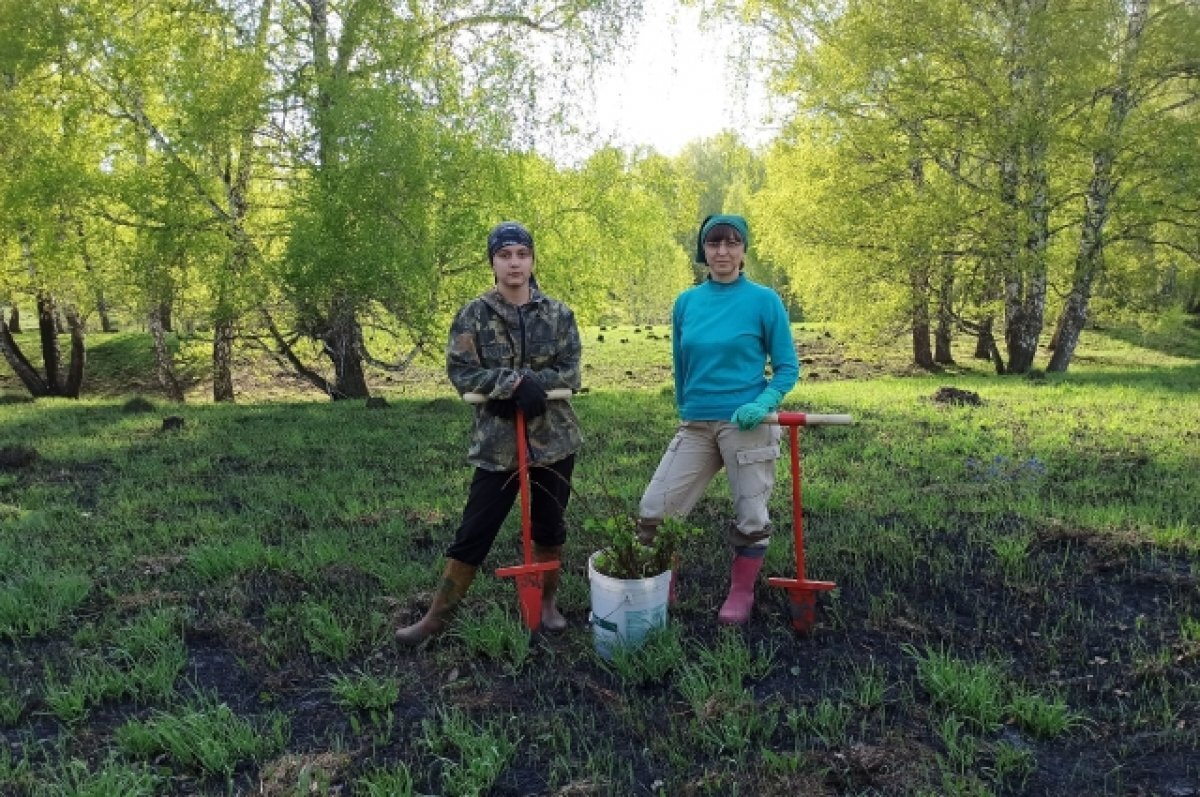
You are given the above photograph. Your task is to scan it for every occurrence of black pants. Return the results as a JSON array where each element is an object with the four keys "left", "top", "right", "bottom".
[{"left": 446, "top": 455, "right": 576, "bottom": 566}]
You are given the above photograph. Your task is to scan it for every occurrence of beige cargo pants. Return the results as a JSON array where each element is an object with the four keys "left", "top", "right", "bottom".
[{"left": 638, "top": 420, "right": 782, "bottom": 549}]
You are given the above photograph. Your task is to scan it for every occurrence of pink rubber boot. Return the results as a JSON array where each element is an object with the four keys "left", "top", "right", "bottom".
[{"left": 717, "top": 553, "right": 765, "bottom": 625}]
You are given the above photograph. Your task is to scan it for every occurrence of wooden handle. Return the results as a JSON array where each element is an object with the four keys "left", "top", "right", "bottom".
[
  {"left": 765, "top": 412, "right": 853, "bottom": 426},
  {"left": 461, "top": 388, "right": 574, "bottom": 404}
]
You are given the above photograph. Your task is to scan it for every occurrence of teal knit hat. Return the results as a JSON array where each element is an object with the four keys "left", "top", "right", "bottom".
[{"left": 696, "top": 214, "right": 750, "bottom": 264}]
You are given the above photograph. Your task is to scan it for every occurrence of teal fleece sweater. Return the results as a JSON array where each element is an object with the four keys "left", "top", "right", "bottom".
[{"left": 671, "top": 274, "right": 800, "bottom": 421}]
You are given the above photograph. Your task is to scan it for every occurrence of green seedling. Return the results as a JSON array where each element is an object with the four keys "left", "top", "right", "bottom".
[
  {"left": 420, "top": 706, "right": 519, "bottom": 797},
  {"left": 115, "top": 695, "right": 290, "bottom": 778},
  {"left": 355, "top": 764, "right": 415, "bottom": 797},
  {"left": 605, "top": 624, "right": 684, "bottom": 686},
  {"left": 454, "top": 602, "right": 532, "bottom": 672},
  {"left": 0, "top": 569, "right": 91, "bottom": 640},
  {"left": 907, "top": 645, "right": 1006, "bottom": 731}
]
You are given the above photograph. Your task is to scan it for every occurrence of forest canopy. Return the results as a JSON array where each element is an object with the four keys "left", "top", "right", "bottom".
[{"left": 2, "top": 0, "right": 1197, "bottom": 400}]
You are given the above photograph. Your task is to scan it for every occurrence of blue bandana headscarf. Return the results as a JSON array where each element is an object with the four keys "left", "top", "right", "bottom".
[
  {"left": 487, "top": 221, "right": 539, "bottom": 290},
  {"left": 696, "top": 214, "right": 750, "bottom": 264},
  {"left": 487, "top": 221, "right": 535, "bottom": 261}
]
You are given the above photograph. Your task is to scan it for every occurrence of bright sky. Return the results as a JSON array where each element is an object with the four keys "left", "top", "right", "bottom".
[{"left": 587, "top": 3, "right": 775, "bottom": 156}]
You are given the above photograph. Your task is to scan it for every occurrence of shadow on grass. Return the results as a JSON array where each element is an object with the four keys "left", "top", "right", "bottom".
[
  {"left": 1038, "top": 362, "right": 1200, "bottom": 392},
  {"left": 1090, "top": 320, "right": 1200, "bottom": 360}
]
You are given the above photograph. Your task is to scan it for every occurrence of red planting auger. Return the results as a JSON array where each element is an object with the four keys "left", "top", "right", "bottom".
[
  {"left": 764, "top": 410, "right": 853, "bottom": 633},
  {"left": 463, "top": 388, "right": 574, "bottom": 631}
]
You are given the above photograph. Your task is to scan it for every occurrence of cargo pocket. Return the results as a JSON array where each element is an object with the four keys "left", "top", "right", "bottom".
[{"left": 734, "top": 442, "right": 781, "bottom": 502}]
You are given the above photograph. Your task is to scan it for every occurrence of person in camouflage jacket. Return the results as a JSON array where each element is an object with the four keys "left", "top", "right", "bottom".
[{"left": 396, "top": 221, "right": 582, "bottom": 645}]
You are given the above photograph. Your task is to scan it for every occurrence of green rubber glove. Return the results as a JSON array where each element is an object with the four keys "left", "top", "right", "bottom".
[{"left": 731, "top": 387, "right": 784, "bottom": 431}]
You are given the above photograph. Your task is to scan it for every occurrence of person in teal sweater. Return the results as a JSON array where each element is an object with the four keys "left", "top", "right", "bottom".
[{"left": 638, "top": 214, "right": 799, "bottom": 624}]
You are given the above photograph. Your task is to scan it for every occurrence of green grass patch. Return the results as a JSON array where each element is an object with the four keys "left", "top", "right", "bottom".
[{"left": 0, "top": 322, "right": 1196, "bottom": 794}]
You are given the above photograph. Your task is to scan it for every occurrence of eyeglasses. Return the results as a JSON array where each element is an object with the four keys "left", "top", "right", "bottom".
[{"left": 703, "top": 239, "right": 744, "bottom": 251}]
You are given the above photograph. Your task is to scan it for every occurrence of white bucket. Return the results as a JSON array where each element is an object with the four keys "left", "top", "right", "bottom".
[{"left": 587, "top": 551, "right": 671, "bottom": 660}]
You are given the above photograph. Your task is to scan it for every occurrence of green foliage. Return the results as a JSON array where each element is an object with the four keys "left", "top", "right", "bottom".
[
  {"left": 453, "top": 603, "right": 532, "bottom": 673},
  {"left": 354, "top": 764, "right": 415, "bottom": 797},
  {"left": 38, "top": 757, "right": 161, "bottom": 797},
  {"left": 40, "top": 612, "right": 187, "bottom": 724},
  {"left": 587, "top": 516, "right": 700, "bottom": 580},
  {"left": 1007, "top": 689, "right": 1084, "bottom": 739},
  {"left": 988, "top": 741, "right": 1037, "bottom": 791},
  {"left": 300, "top": 600, "right": 358, "bottom": 662},
  {"left": 329, "top": 670, "right": 401, "bottom": 714},
  {"left": 909, "top": 645, "right": 1083, "bottom": 740},
  {"left": 604, "top": 624, "right": 685, "bottom": 686},
  {"left": 677, "top": 632, "right": 780, "bottom": 759},
  {"left": 420, "top": 707, "right": 519, "bottom": 797},
  {"left": 187, "top": 536, "right": 276, "bottom": 583},
  {"left": 0, "top": 676, "right": 27, "bottom": 727},
  {"left": 0, "top": 568, "right": 90, "bottom": 640},
  {"left": 0, "top": 326, "right": 1196, "bottom": 794},
  {"left": 786, "top": 697, "right": 853, "bottom": 748},
  {"left": 907, "top": 645, "right": 1007, "bottom": 731},
  {"left": 0, "top": 746, "right": 33, "bottom": 794},
  {"left": 743, "top": 0, "right": 1200, "bottom": 366},
  {"left": 935, "top": 713, "right": 980, "bottom": 778},
  {"left": 115, "top": 696, "right": 289, "bottom": 778},
  {"left": 43, "top": 657, "right": 127, "bottom": 725}
]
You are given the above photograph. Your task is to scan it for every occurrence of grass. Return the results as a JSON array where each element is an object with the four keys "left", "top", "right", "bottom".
[{"left": 0, "top": 321, "right": 1198, "bottom": 794}]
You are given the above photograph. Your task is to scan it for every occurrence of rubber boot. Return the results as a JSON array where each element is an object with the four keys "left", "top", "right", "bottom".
[
  {"left": 533, "top": 544, "right": 567, "bottom": 632},
  {"left": 717, "top": 551, "right": 765, "bottom": 625},
  {"left": 395, "top": 559, "right": 477, "bottom": 645},
  {"left": 635, "top": 518, "right": 659, "bottom": 546},
  {"left": 636, "top": 518, "right": 678, "bottom": 604}
]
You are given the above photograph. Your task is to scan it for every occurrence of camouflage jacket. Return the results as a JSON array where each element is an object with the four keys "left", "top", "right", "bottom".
[{"left": 447, "top": 286, "right": 583, "bottom": 471}]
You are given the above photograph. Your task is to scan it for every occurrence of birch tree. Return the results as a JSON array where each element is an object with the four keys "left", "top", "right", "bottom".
[
  {"left": 270, "top": 0, "right": 643, "bottom": 399},
  {"left": 736, "top": 0, "right": 1170, "bottom": 373},
  {"left": 1048, "top": 0, "right": 1200, "bottom": 371},
  {"left": 0, "top": 0, "right": 101, "bottom": 398}
]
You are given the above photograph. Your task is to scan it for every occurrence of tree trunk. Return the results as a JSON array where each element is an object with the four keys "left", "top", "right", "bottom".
[
  {"left": 1000, "top": 0, "right": 1050, "bottom": 375},
  {"left": 212, "top": 316, "right": 235, "bottom": 402},
  {"left": 999, "top": 140, "right": 1024, "bottom": 372},
  {"left": 912, "top": 315, "right": 934, "bottom": 370},
  {"left": 207, "top": 0, "right": 273, "bottom": 403},
  {"left": 934, "top": 260, "right": 956, "bottom": 365},
  {"left": 149, "top": 305, "right": 185, "bottom": 402},
  {"left": 910, "top": 245, "right": 933, "bottom": 368},
  {"left": 61, "top": 305, "right": 86, "bottom": 398},
  {"left": 983, "top": 331, "right": 1005, "bottom": 376},
  {"left": 305, "top": 0, "right": 368, "bottom": 400},
  {"left": 37, "top": 292, "right": 62, "bottom": 395},
  {"left": 7, "top": 306, "right": 19, "bottom": 334},
  {"left": 973, "top": 317, "right": 994, "bottom": 360},
  {"left": 907, "top": 125, "right": 934, "bottom": 370},
  {"left": 74, "top": 217, "right": 114, "bottom": 333},
  {"left": 260, "top": 306, "right": 335, "bottom": 395},
  {"left": 96, "top": 293, "right": 114, "bottom": 333},
  {"left": 1006, "top": 140, "right": 1049, "bottom": 374},
  {"left": 322, "top": 298, "right": 369, "bottom": 400},
  {"left": 969, "top": 317, "right": 1006, "bottom": 375},
  {"left": 1048, "top": 0, "right": 1147, "bottom": 373},
  {"left": 0, "top": 315, "right": 49, "bottom": 396},
  {"left": 158, "top": 300, "right": 173, "bottom": 333}
]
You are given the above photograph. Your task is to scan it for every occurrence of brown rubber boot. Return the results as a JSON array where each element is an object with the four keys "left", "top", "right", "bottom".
[
  {"left": 395, "top": 559, "right": 477, "bottom": 646},
  {"left": 533, "top": 544, "right": 567, "bottom": 632}
]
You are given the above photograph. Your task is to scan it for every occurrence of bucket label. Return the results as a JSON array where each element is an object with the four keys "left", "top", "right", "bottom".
[
  {"left": 592, "top": 615, "right": 619, "bottom": 633},
  {"left": 624, "top": 606, "right": 667, "bottom": 641}
]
